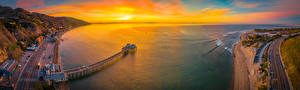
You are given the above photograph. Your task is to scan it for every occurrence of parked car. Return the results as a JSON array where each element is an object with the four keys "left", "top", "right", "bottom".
[{"left": 18, "top": 64, "right": 22, "bottom": 68}]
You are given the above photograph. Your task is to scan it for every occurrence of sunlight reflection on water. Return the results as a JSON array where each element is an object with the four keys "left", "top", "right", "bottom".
[{"left": 60, "top": 24, "right": 292, "bottom": 90}]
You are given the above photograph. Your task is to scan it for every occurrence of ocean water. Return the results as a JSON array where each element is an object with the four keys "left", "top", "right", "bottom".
[{"left": 60, "top": 24, "right": 292, "bottom": 90}]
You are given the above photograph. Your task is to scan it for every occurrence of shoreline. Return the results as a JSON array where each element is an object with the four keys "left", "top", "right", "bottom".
[
  {"left": 233, "top": 41, "right": 251, "bottom": 90},
  {"left": 232, "top": 32, "right": 252, "bottom": 90},
  {"left": 54, "top": 32, "right": 69, "bottom": 89},
  {"left": 230, "top": 36, "right": 239, "bottom": 90},
  {"left": 53, "top": 27, "right": 86, "bottom": 90},
  {"left": 229, "top": 44, "right": 236, "bottom": 90}
]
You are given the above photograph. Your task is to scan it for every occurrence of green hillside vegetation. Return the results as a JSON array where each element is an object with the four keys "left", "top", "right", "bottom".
[
  {"left": 280, "top": 35, "right": 300, "bottom": 90},
  {"left": 0, "top": 6, "right": 89, "bottom": 62},
  {"left": 242, "top": 34, "right": 280, "bottom": 47}
]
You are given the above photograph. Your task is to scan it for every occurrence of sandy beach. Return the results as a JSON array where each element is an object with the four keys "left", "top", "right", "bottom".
[
  {"left": 233, "top": 32, "right": 258, "bottom": 90},
  {"left": 233, "top": 42, "right": 250, "bottom": 90}
]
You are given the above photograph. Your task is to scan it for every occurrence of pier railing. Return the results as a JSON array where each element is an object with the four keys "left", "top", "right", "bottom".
[{"left": 63, "top": 46, "right": 130, "bottom": 80}]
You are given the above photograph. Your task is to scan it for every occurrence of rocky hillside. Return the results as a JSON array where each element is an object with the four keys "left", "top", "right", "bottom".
[{"left": 0, "top": 6, "right": 89, "bottom": 62}]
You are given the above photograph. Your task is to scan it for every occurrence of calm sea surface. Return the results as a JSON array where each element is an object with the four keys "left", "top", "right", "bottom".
[{"left": 60, "top": 24, "right": 292, "bottom": 90}]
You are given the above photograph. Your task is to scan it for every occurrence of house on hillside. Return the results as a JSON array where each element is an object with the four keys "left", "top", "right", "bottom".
[{"left": 255, "top": 32, "right": 277, "bottom": 37}]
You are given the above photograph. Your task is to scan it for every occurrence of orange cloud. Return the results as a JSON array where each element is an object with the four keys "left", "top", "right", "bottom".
[
  {"left": 13, "top": 0, "right": 299, "bottom": 24},
  {"left": 29, "top": 0, "right": 298, "bottom": 24},
  {"left": 31, "top": 0, "right": 237, "bottom": 23}
]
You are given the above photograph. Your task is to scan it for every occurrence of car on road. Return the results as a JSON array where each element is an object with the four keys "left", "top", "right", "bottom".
[
  {"left": 26, "top": 55, "right": 30, "bottom": 60},
  {"left": 18, "top": 64, "right": 22, "bottom": 68},
  {"left": 37, "top": 62, "right": 41, "bottom": 69},
  {"left": 39, "top": 68, "right": 46, "bottom": 75}
]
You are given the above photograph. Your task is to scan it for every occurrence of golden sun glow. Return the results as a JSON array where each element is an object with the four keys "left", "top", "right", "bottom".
[
  {"left": 118, "top": 15, "right": 132, "bottom": 20},
  {"left": 28, "top": 0, "right": 300, "bottom": 24}
]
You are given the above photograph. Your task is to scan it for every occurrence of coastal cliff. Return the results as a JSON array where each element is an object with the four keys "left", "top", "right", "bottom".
[
  {"left": 233, "top": 31, "right": 257, "bottom": 90},
  {"left": 0, "top": 6, "right": 89, "bottom": 62},
  {"left": 234, "top": 28, "right": 300, "bottom": 90}
]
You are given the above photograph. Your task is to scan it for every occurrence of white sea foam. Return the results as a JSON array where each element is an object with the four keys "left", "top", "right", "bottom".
[{"left": 224, "top": 47, "right": 232, "bottom": 54}]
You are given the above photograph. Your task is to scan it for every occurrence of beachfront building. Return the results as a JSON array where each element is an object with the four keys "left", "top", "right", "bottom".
[
  {"left": 50, "top": 64, "right": 61, "bottom": 73},
  {"left": 44, "top": 72, "right": 67, "bottom": 83},
  {"left": 0, "top": 60, "right": 17, "bottom": 77},
  {"left": 35, "top": 36, "right": 44, "bottom": 44},
  {"left": 255, "top": 32, "right": 277, "bottom": 37},
  {"left": 26, "top": 44, "right": 37, "bottom": 51}
]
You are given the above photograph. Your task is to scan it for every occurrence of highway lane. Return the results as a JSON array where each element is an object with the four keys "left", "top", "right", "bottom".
[
  {"left": 268, "top": 37, "right": 291, "bottom": 90},
  {"left": 15, "top": 40, "right": 49, "bottom": 90},
  {"left": 12, "top": 34, "right": 62, "bottom": 90},
  {"left": 9, "top": 51, "right": 32, "bottom": 87}
]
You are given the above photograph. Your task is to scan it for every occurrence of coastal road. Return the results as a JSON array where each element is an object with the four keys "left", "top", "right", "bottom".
[
  {"left": 11, "top": 51, "right": 33, "bottom": 85},
  {"left": 15, "top": 39, "right": 52, "bottom": 90},
  {"left": 0, "top": 51, "right": 32, "bottom": 87},
  {"left": 268, "top": 37, "right": 291, "bottom": 90},
  {"left": 254, "top": 43, "right": 270, "bottom": 63}
]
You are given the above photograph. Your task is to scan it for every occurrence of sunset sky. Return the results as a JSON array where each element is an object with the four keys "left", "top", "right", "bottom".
[{"left": 1, "top": 0, "right": 300, "bottom": 24}]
